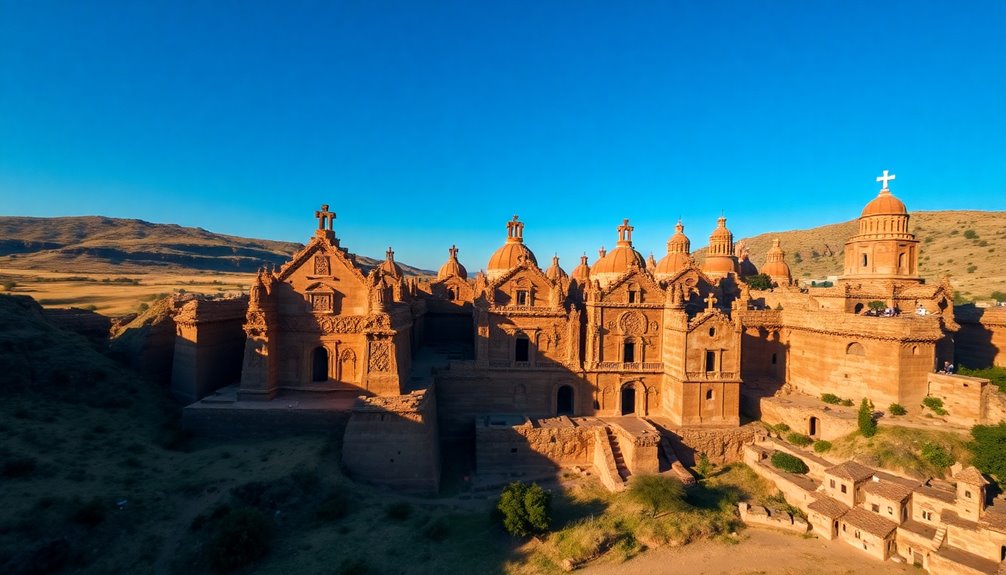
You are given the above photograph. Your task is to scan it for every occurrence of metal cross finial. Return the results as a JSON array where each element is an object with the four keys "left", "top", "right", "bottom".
[
  {"left": 449, "top": 245, "right": 458, "bottom": 258},
  {"left": 704, "top": 293, "right": 718, "bottom": 310},
  {"left": 876, "top": 169, "right": 896, "bottom": 191},
  {"left": 386, "top": 247, "right": 394, "bottom": 261}
]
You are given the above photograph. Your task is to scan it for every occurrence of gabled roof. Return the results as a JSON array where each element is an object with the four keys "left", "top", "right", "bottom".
[
  {"left": 860, "top": 479, "right": 914, "bottom": 502},
  {"left": 598, "top": 266, "right": 665, "bottom": 301},
  {"left": 807, "top": 495, "right": 850, "bottom": 519},
  {"left": 275, "top": 236, "right": 368, "bottom": 286},
  {"left": 825, "top": 461, "right": 876, "bottom": 483},
  {"left": 841, "top": 507, "right": 898, "bottom": 538},
  {"left": 487, "top": 260, "right": 550, "bottom": 291},
  {"left": 954, "top": 466, "right": 989, "bottom": 487}
]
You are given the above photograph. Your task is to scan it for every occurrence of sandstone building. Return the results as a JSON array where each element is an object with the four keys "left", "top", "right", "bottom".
[{"left": 175, "top": 173, "right": 1005, "bottom": 499}]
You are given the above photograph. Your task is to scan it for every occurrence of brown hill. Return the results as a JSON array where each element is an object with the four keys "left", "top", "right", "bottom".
[
  {"left": 695, "top": 210, "right": 1006, "bottom": 301},
  {"left": 0, "top": 216, "right": 433, "bottom": 275}
]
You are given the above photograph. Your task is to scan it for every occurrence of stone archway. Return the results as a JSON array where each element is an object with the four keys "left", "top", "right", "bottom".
[
  {"left": 809, "top": 416, "right": 819, "bottom": 437},
  {"left": 312, "top": 347, "right": 329, "bottom": 382},
  {"left": 556, "top": 385, "right": 574, "bottom": 416}
]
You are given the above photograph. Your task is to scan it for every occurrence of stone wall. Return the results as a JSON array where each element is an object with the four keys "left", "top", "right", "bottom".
[
  {"left": 171, "top": 297, "right": 248, "bottom": 403},
  {"left": 926, "top": 373, "right": 988, "bottom": 427},
  {"left": 759, "top": 396, "right": 858, "bottom": 441},
  {"left": 738, "top": 502, "right": 809, "bottom": 534},
  {"left": 671, "top": 422, "right": 764, "bottom": 466},
  {"left": 342, "top": 387, "right": 441, "bottom": 495},
  {"left": 955, "top": 305, "right": 1006, "bottom": 369},
  {"left": 475, "top": 416, "right": 593, "bottom": 471}
]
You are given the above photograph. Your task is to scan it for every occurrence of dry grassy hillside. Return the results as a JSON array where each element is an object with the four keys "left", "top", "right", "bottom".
[
  {"left": 695, "top": 210, "right": 1006, "bottom": 301},
  {"left": 0, "top": 216, "right": 433, "bottom": 276}
]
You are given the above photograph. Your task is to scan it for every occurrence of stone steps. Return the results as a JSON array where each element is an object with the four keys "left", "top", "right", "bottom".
[{"left": 605, "top": 427, "right": 632, "bottom": 483}]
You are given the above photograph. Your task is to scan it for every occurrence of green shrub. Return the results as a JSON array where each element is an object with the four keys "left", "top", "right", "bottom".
[
  {"left": 867, "top": 300, "right": 886, "bottom": 311},
  {"left": 889, "top": 403, "right": 907, "bottom": 416},
  {"left": 813, "top": 440, "right": 833, "bottom": 453},
  {"left": 628, "top": 475, "right": 686, "bottom": 517},
  {"left": 786, "top": 433, "right": 813, "bottom": 447},
  {"left": 745, "top": 274, "right": 774, "bottom": 290},
  {"left": 497, "top": 481, "right": 552, "bottom": 537},
  {"left": 821, "top": 393, "right": 842, "bottom": 405},
  {"left": 958, "top": 366, "right": 1006, "bottom": 394},
  {"left": 858, "top": 398, "right": 877, "bottom": 438},
  {"left": 921, "top": 443, "right": 954, "bottom": 469},
  {"left": 840, "top": 399, "right": 854, "bottom": 407},
  {"left": 770, "top": 452, "right": 809, "bottom": 474},
  {"left": 992, "top": 291, "right": 1006, "bottom": 303},
  {"left": 385, "top": 502, "right": 412, "bottom": 521},
  {"left": 695, "top": 452, "right": 713, "bottom": 477},
  {"left": 774, "top": 423, "right": 791, "bottom": 432},
  {"left": 969, "top": 423, "right": 1006, "bottom": 484},
  {"left": 206, "top": 507, "right": 272, "bottom": 572},
  {"left": 964, "top": 229, "right": 978, "bottom": 240},
  {"left": 923, "top": 396, "right": 948, "bottom": 416}
]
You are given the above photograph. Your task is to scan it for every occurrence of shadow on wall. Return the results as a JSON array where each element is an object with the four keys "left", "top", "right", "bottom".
[{"left": 955, "top": 305, "right": 1003, "bottom": 369}]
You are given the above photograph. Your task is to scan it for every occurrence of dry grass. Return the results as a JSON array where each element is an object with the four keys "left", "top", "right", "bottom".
[{"left": 828, "top": 426, "right": 971, "bottom": 479}]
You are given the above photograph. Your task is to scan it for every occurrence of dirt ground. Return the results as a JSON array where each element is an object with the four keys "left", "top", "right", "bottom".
[
  {"left": 0, "top": 267, "right": 253, "bottom": 315},
  {"left": 579, "top": 527, "right": 916, "bottom": 575}
]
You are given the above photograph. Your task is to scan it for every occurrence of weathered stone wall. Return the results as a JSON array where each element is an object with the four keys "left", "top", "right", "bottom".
[
  {"left": 182, "top": 403, "right": 350, "bottom": 437},
  {"left": 759, "top": 396, "right": 858, "bottom": 441},
  {"left": 926, "top": 373, "right": 988, "bottom": 427},
  {"left": 171, "top": 297, "right": 248, "bottom": 403},
  {"left": 738, "top": 502, "right": 809, "bottom": 534},
  {"left": 671, "top": 423, "right": 764, "bottom": 466},
  {"left": 943, "top": 522, "right": 1006, "bottom": 568},
  {"left": 955, "top": 305, "right": 1006, "bottom": 369},
  {"left": 475, "top": 417, "right": 593, "bottom": 471},
  {"left": 342, "top": 388, "right": 441, "bottom": 495}
]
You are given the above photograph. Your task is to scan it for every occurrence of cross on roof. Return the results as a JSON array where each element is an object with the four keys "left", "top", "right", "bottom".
[
  {"left": 617, "top": 218, "right": 634, "bottom": 243},
  {"left": 315, "top": 204, "right": 335, "bottom": 231},
  {"left": 876, "top": 169, "right": 896, "bottom": 191},
  {"left": 386, "top": 247, "right": 394, "bottom": 261},
  {"left": 704, "top": 293, "right": 718, "bottom": 310},
  {"left": 449, "top": 245, "right": 459, "bottom": 259}
]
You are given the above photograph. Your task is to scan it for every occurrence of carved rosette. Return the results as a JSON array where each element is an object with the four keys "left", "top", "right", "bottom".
[{"left": 619, "top": 311, "right": 646, "bottom": 335}]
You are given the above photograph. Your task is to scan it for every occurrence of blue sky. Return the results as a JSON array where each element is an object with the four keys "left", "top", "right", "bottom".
[{"left": 1, "top": 1, "right": 1004, "bottom": 271}]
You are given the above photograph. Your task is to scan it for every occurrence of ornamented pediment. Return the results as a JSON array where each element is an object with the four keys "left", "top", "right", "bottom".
[
  {"left": 598, "top": 267, "right": 665, "bottom": 303},
  {"left": 275, "top": 237, "right": 369, "bottom": 287}
]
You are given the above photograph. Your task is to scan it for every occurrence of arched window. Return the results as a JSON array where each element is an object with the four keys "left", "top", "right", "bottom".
[
  {"left": 705, "top": 389, "right": 714, "bottom": 401},
  {"left": 854, "top": 303, "right": 865, "bottom": 314},
  {"left": 846, "top": 342, "right": 865, "bottom": 356},
  {"left": 898, "top": 253, "right": 906, "bottom": 269},
  {"left": 312, "top": 347, "right": 329, "bottom": 382},
  {"left": 709, "top": 327, "right": 716, "bottom": 337}
]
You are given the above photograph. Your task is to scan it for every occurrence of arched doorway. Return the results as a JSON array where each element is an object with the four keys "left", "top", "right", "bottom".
[
  {"left": 556, "top": 385, "right": 574, "bottom": 416},
  {"left": 312, "top": 347, "right": 329, "bottom": 382},
  {"left": 621, "top": 385, "right": 636, "bottom": 416},
  {"left": 809, "top": 416, "right": 819, "bottom": 437}
]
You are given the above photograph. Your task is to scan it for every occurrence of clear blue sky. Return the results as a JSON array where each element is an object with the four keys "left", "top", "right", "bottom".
[{"left": 1, "top": 1, "right": 1004, "bottom": 271}]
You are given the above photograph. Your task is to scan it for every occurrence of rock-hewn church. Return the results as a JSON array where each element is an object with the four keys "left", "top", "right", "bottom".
[{"left": 175, "top": 173, "right": 1005, "bottom": 495}]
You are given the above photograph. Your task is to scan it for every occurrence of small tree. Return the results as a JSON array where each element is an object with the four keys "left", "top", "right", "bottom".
[
  {"left": 858, "top": 398, "right": 877, "bottom": 438},
  {"left": 497, "top": 481, "right": 551, "bottom": 537},
  {"left": 969, "top": 423, "right": 1006, "bottom": 484},
  {"left": 867, "top": 300, "right": 886, "bottom": 312},
  {"left": 745, "top": 273, "right": 774, "bottom": 290},
  {"left": 628, "top": 475, "right": 686, "bottom": 517},
  {"left": 921, "top": 443, "right": 954, "bottom": 469},
  {"left": 695, "top": 452, "right": 713, "bottom": 478}
]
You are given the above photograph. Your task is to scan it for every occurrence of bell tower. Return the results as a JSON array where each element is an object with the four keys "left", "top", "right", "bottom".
[{"left": 842, "top": 170, "right": 921, "bottom": 282}]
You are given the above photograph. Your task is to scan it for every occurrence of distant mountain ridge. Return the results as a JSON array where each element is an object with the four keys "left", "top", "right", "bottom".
[
  {"left": 693, "top": 210, "right": 1006, "bottom": 300},
  {"left": 0, "top": 216, "right": 434, "bottom": 276}
]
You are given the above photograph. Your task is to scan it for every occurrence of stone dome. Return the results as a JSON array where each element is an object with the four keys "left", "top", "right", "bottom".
[
  {"left": 592, "top": 220, "right": 645, "bottom": 285},
  {"left": 487, "top": 215, "right": 537, "bottom": 281},
  {"left": 545, "top": 255, "right": 567, "bottom": 281},
  {"left": 437, "top": 245, "right": 467, "bottom": 280},
  {"left": 702, "top": 216, "right": 738, "bottom": 278},
  {"left": 760, "top": 238, "right": 791, "bottom": 286},
  {"left": 861, "top": 189, "right": 907, "bottom": 217},
  {"left": 379, "top": 247, "right": 403, "bottom": 278},
  {"left": 571, "top": 254, "right": 591, "bottom": 282},
  {"left": 655, "top": 220, "right": 692, "bottom": 278}
]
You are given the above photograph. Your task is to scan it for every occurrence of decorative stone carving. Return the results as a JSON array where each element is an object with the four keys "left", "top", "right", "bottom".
[
  {"left": 310, "top": 293, "right": 333, "bottom": 312},
  {"left": 368, "top": 340, "right": 391, "bottom": 372},
  {"left": 314, "top": 255, "right": 331, "bottom": 275},
  {"left": 619, "top": 311, "right": 646, "bottom": 335}
]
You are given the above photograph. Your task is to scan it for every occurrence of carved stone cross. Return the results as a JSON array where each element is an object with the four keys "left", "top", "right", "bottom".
[
  {"left": 315, "top": 204, "right": 335, "bottom": 231},
  {"left": 704, "top": 293, "right": 718, "bottom": 310},
  {"left": 876, "top": 170, "right": 896, "bottom": 190}
]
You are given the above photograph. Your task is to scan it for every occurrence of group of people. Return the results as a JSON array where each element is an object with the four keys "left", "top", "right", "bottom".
[
  {"left": 938, "top": 360, "right": 955, "bottom": 375},
  {"left": 864, "top": 306, "right": 901, "bottom": 317}
]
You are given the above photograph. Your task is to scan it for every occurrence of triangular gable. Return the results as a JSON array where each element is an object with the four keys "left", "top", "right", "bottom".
[
  {"left": 598, "top": 267, "right": 665, "bottom": 302},
  {"left": 275, "top": 237, "right": 368, "bottom": 287},
  {"left": 687, "top": 308, "right": 732, "bottom": 332},
  {"left": 662, "top": 264, "right": 716, "bottom": 291},
  {"left": 490, "top": 261, "right": 552, "bottom": 292}
]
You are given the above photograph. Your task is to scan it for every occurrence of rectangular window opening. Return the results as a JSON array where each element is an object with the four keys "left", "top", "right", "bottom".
[
  {"left": 705, "top": 350, "right": 716, "bottom": 372},
  {"left": 623, "top": 341, "right": 635, "bottom": 363}
]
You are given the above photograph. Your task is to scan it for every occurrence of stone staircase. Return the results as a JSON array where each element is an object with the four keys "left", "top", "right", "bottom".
[
  {"left": 931, "top": 525, "right": 947, "bottom": 550},
  {"left": 605, "top": 427, "right": 632, "bottom": 483}
]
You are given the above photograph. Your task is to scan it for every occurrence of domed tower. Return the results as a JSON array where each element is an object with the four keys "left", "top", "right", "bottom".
[
  {"left": 761, "top": 238, "right": 792, "bottom": 287},
  {"left": 591, "top": 219, "right": 646, "bottom": 287},
  {"left": 486, "top": 215, "right": 538, "bottom": 281},
  {"left": 545, "top": 255, "right": 568, "bottom": 282},
  {"left": 571, "top": 254, "right": 591, "bottom": 282},
  {"left": 437, "top": 245, "right": 467, "bottom": 280},
  {"left": 655, "top": 220, "right": 692, "bottom": 281},
  {"left": 379, "top": 247, "right": 403, "bottom": 279},
  {"left": 842, "top": 170, "right": 920, "bottom": 282},
  {"left": 702, "top": 216, "right": 739, "bottom": 279}
]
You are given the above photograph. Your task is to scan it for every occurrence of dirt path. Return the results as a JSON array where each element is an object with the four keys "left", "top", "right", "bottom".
[{"left": 579, "top": 527, "right": 916, "bottom": 575}]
